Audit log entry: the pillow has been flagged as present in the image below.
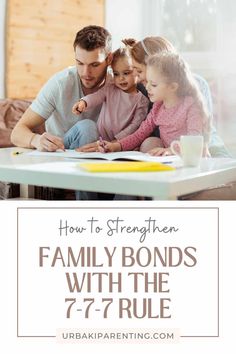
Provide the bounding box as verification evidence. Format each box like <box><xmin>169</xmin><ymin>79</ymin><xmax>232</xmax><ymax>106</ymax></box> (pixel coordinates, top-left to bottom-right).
<box><xmin>0</xmin><ymin>99</ymin><xmax>45</xmax><ymax>147</ymax></box>
<box><xmin>0</xmin><ymin>99</ymin><xmax>32</xmax><ymax>129</ymax></box>
<box><xmin>0</xmin><ymin>128</ymin><xmax>13</xmax><ymax>147</ymax></box>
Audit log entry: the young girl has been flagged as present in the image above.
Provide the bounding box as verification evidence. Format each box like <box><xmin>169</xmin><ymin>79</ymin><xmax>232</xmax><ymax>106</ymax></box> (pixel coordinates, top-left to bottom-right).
<box><xmin>122</xmin><ymin>36</ymin><xmax>229</xmax><ymax>158</ymax></box>
<box><xmin>72</xmin><ymin>47</ymin><xmax>149</xmax><ymax>147</ymax></box>
<box><xmin>98</xmin><ymin>51</ymin><xmax>210</xmax><ymax>156</ymax></box>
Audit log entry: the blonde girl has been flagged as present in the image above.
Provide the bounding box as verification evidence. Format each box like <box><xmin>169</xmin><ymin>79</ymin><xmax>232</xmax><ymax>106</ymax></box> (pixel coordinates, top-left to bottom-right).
<box><xmin>122</xmin><ymin>36</ymin><xmax>228</xmax><ymax>157</ymax></box>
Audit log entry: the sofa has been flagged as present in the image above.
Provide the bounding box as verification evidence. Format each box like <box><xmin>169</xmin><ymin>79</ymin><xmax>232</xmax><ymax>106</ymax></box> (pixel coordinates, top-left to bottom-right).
<box><xmin>0</xmin><ymin>98</ymin><xmax>75</xmax><ymax>199</ymax></box>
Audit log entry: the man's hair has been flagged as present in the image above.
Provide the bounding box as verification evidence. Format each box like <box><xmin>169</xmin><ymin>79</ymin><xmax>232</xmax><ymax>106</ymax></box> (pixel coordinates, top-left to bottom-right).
<box><xmin>73</xmin><ymin>25</ymin><xmax>112</xmax><ymax>53</ymax></box>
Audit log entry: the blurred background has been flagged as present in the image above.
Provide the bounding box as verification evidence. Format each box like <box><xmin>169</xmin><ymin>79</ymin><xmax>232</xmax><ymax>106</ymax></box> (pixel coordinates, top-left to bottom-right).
<box><xmin>0</xmin><ymin>0</ymin><xmax>235</xmax><ymax>156</ymax></box>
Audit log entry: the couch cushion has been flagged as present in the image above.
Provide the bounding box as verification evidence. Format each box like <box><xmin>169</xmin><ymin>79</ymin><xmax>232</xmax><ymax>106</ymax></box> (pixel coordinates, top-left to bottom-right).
<box><xmin>0</xmin><ymin>128</ymin><xmax>13</xmax><ymax>147</ymax></box>
<box><xmin>0</xmin><ymin>98</ymin><xmax>32</xmax><ymax>128</ymax></box>
<box><xmin>0</xmin><ymin>99</ymin><xmax>32</xmax><ymax>147</ymax></box>
<box><xmin>0</xmin><ymin>99</ymin><xmax>45</xmax><ymax>147</ymax></box>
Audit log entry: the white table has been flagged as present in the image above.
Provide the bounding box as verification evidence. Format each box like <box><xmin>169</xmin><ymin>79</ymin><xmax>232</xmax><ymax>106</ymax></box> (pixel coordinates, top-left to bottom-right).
<box><xmin>1</xmin><ymin>147</ymin><xmax>236</xmax><ymax>200</ymax></box>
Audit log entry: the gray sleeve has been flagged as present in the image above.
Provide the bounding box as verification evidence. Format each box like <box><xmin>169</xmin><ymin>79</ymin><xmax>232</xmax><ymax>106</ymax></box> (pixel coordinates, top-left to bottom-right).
<box><xmin>194</xmin><ymin>74</ymin><xmax>231</xmax><ymax>157</ymax></box>
<box><xmin>30</xmin><ymin>75</ymin><xmax>59</xmax><ymax>119</ymax></box>
<box><xmin>194</xmin><ymin>74</ymin><xmax>213</xmax><ymax>114</ymax></box>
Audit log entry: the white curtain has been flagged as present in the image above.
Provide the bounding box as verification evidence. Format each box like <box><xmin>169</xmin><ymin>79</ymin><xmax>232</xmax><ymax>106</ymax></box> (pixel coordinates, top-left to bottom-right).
<box><xmin>105</xmin><ymin>0</ymin><xmax>153</xmax><ymax>50</ymax></box>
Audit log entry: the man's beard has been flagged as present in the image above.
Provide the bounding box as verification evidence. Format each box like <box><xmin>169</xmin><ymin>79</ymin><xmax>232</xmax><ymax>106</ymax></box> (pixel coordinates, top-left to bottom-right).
<box><xmin>81</xmin><ymin>68</ymin><xmax>107</xmax><ymax>90</ymax></box>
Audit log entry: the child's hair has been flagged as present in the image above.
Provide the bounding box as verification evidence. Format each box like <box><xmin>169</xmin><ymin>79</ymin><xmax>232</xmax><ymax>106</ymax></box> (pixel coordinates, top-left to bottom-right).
<box><xmin>111</xmin><ymin>47</ymin><xmax>131</xmax><ymax>68</ymax></box>
<box><xmin>147</xmin><ymin>52</ymin><xmax>211</xmax><ymax>142</ymax></box>
<box><xmin>122</xmin><ymin>37</ymin><xmax>175</xmax><ymax>64</ymax></box>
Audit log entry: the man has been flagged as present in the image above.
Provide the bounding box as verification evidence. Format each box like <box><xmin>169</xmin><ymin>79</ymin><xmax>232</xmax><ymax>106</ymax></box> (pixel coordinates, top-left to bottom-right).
<box><xmin>11</xmin><ymin>25</ymin><xmax>113</xmax><ymax>151</ymax></box>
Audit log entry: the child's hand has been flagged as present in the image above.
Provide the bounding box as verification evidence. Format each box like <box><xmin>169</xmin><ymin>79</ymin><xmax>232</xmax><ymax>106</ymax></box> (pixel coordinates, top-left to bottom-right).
<box><xmin>98</xmin><ymin>140</ymin><xmax>122</xmax><ymax>153</ymax></box>
<box><xmin>76</xmin><ymin>142</ymin><xmax>99</xmax><ymax>152</ymax></box>
<box><xmin>75</xmin><ymin>141</ymin><xmax>122</xmax><ymax>153</ymax></box>
<box><xmin>72</xmin><ymin>100</ymin><xmax>86</xmax><ymax>115</ymax></box>
<box><xmin>148</xmin><ymin>147</ymin><xmax>173</xmax><ymax>156</ymax></box>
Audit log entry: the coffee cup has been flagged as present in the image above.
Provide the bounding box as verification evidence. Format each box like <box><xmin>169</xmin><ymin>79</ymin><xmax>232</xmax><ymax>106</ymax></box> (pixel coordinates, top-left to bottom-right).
<box><xmin>170</xmin><ymin>135</ymin><xmax>204</xmax><ymax>167</ymax></box>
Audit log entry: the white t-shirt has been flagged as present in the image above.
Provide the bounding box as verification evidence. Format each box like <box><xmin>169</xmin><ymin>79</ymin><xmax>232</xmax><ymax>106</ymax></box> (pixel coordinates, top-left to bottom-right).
<box><xmin>30</xmin><ymin>66</ymin><xmax>104</xmax><ymax>138</ymax></box>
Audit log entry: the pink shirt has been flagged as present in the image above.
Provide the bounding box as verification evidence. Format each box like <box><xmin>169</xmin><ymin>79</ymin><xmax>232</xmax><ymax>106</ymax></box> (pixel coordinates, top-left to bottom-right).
<box><xmin>120</xmin><ymin>96</ymin><xmax>205</xmax><ymax>151</ymax></box>
<box><xmin>82</xmin><ymin>83</ymin><xmax>149</xmax><ymax>141</ymax></box>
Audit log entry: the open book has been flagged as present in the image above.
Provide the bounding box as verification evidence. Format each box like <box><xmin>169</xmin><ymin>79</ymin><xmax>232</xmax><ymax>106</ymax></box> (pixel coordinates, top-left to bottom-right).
<box><xmin>28</xmin><ymin>149</ymin><xmax>179</xmax><ymax>164</ymax></box>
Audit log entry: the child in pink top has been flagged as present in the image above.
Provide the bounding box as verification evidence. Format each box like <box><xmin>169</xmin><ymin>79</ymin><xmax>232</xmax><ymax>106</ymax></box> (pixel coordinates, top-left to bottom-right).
<box><xmin>99</xmin><ymin>51</ymin><xmax>211</xmax><ymax>156</ymax></box>
<box><xmin>72</xmin><ymin>47</ymin><xmax>149</xmax><ymax>144</ymax></box>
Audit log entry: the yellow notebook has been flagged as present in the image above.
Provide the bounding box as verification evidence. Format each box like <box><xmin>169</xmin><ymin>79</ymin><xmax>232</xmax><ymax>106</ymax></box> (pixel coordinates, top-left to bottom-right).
<box><xmin>78</xmin><ymin>161</ymin><xmax>175</xmax><ymax>173</ymax></box>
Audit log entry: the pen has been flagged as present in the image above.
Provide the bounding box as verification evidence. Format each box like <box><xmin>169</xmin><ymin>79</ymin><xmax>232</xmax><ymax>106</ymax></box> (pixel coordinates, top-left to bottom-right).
<box><xmin>12</xmin><ymin>151</ymin><xmax>24</xmax><ymax>155</ymax></box>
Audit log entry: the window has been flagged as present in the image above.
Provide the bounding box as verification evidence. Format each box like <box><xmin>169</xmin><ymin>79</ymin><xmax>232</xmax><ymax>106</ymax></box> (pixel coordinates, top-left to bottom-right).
<box><xmin>159</xmin><ymin>0</ymin><xmax>218</xmax><ymax>52</ymax></box>
<box><xmin>154</xmin><ymin>0</ymin><xmax>236</xmax><ymax>150</ymax></box>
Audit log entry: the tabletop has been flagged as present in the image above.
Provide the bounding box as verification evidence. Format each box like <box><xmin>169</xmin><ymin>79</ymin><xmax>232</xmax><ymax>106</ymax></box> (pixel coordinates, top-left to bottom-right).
<box><xmin>1</xmin><ymin>147</ymin><xmax>236</xmax><ymax>200</ymax></box>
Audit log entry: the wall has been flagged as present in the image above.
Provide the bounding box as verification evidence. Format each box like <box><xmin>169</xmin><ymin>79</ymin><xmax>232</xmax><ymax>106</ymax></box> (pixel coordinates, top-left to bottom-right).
<box><xmin>6</xmin><ymin>0</ymin><xmax>104</xmax><ymax>99</ymax></box>
<box><xmin>0</xmin><ymin>0</ymin><xmax>6</xmax><ymax>98</ymax></box>
<box><xmin>105</xmin><ymin>0</ymin><xmax>152</xmax><ymax>50</ymax></box>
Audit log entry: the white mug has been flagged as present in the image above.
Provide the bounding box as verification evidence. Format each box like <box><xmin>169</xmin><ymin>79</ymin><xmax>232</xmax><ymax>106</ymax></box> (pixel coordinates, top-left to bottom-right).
<box><xmin>170</xmin><ymin>135</ymin><xmax>204</xmax><ymax>167</ymax></box>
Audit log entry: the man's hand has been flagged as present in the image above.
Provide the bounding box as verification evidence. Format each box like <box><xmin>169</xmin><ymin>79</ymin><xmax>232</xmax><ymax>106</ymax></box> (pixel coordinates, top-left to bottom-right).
<box><xmin>72</xmin><ymin>100</ymin><xmax>87</xmax><ymax>115</ymax></box>
<box><xmin>31</xmin><ymin>132</ymin><xmax>65</xmax><ymax>152</ymax></box>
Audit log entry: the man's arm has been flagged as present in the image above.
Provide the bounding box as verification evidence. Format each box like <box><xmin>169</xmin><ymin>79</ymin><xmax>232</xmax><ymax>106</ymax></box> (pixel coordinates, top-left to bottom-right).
<box><xmin>11</xmin><ymin>107</ymin><xmax>64</xmax><ymax>151</ymax></box>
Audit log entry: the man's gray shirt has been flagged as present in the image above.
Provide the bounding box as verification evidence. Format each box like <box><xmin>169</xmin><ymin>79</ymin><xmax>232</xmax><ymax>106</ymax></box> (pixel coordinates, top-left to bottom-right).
<box><xmin>30</xmin><ymin>66</ymin><xmax>102</xmax><ymax>138</ymax></box>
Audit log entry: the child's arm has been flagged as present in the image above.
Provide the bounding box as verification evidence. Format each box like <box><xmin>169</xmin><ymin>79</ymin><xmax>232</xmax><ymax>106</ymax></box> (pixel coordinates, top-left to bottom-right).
<box><xmin>72</xmin><ymin>84</ymin><xmax>108</xmax><ymax>115</ymax></box>
<box><xmin>118</xmin><ymin>108</ymin><xmax>157</xmax><ymax>151</ymax></box>
<box><xmin>115</xmin><ymin>96</ymin><xmax>149</xmax><ymax>140</ymax></box>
